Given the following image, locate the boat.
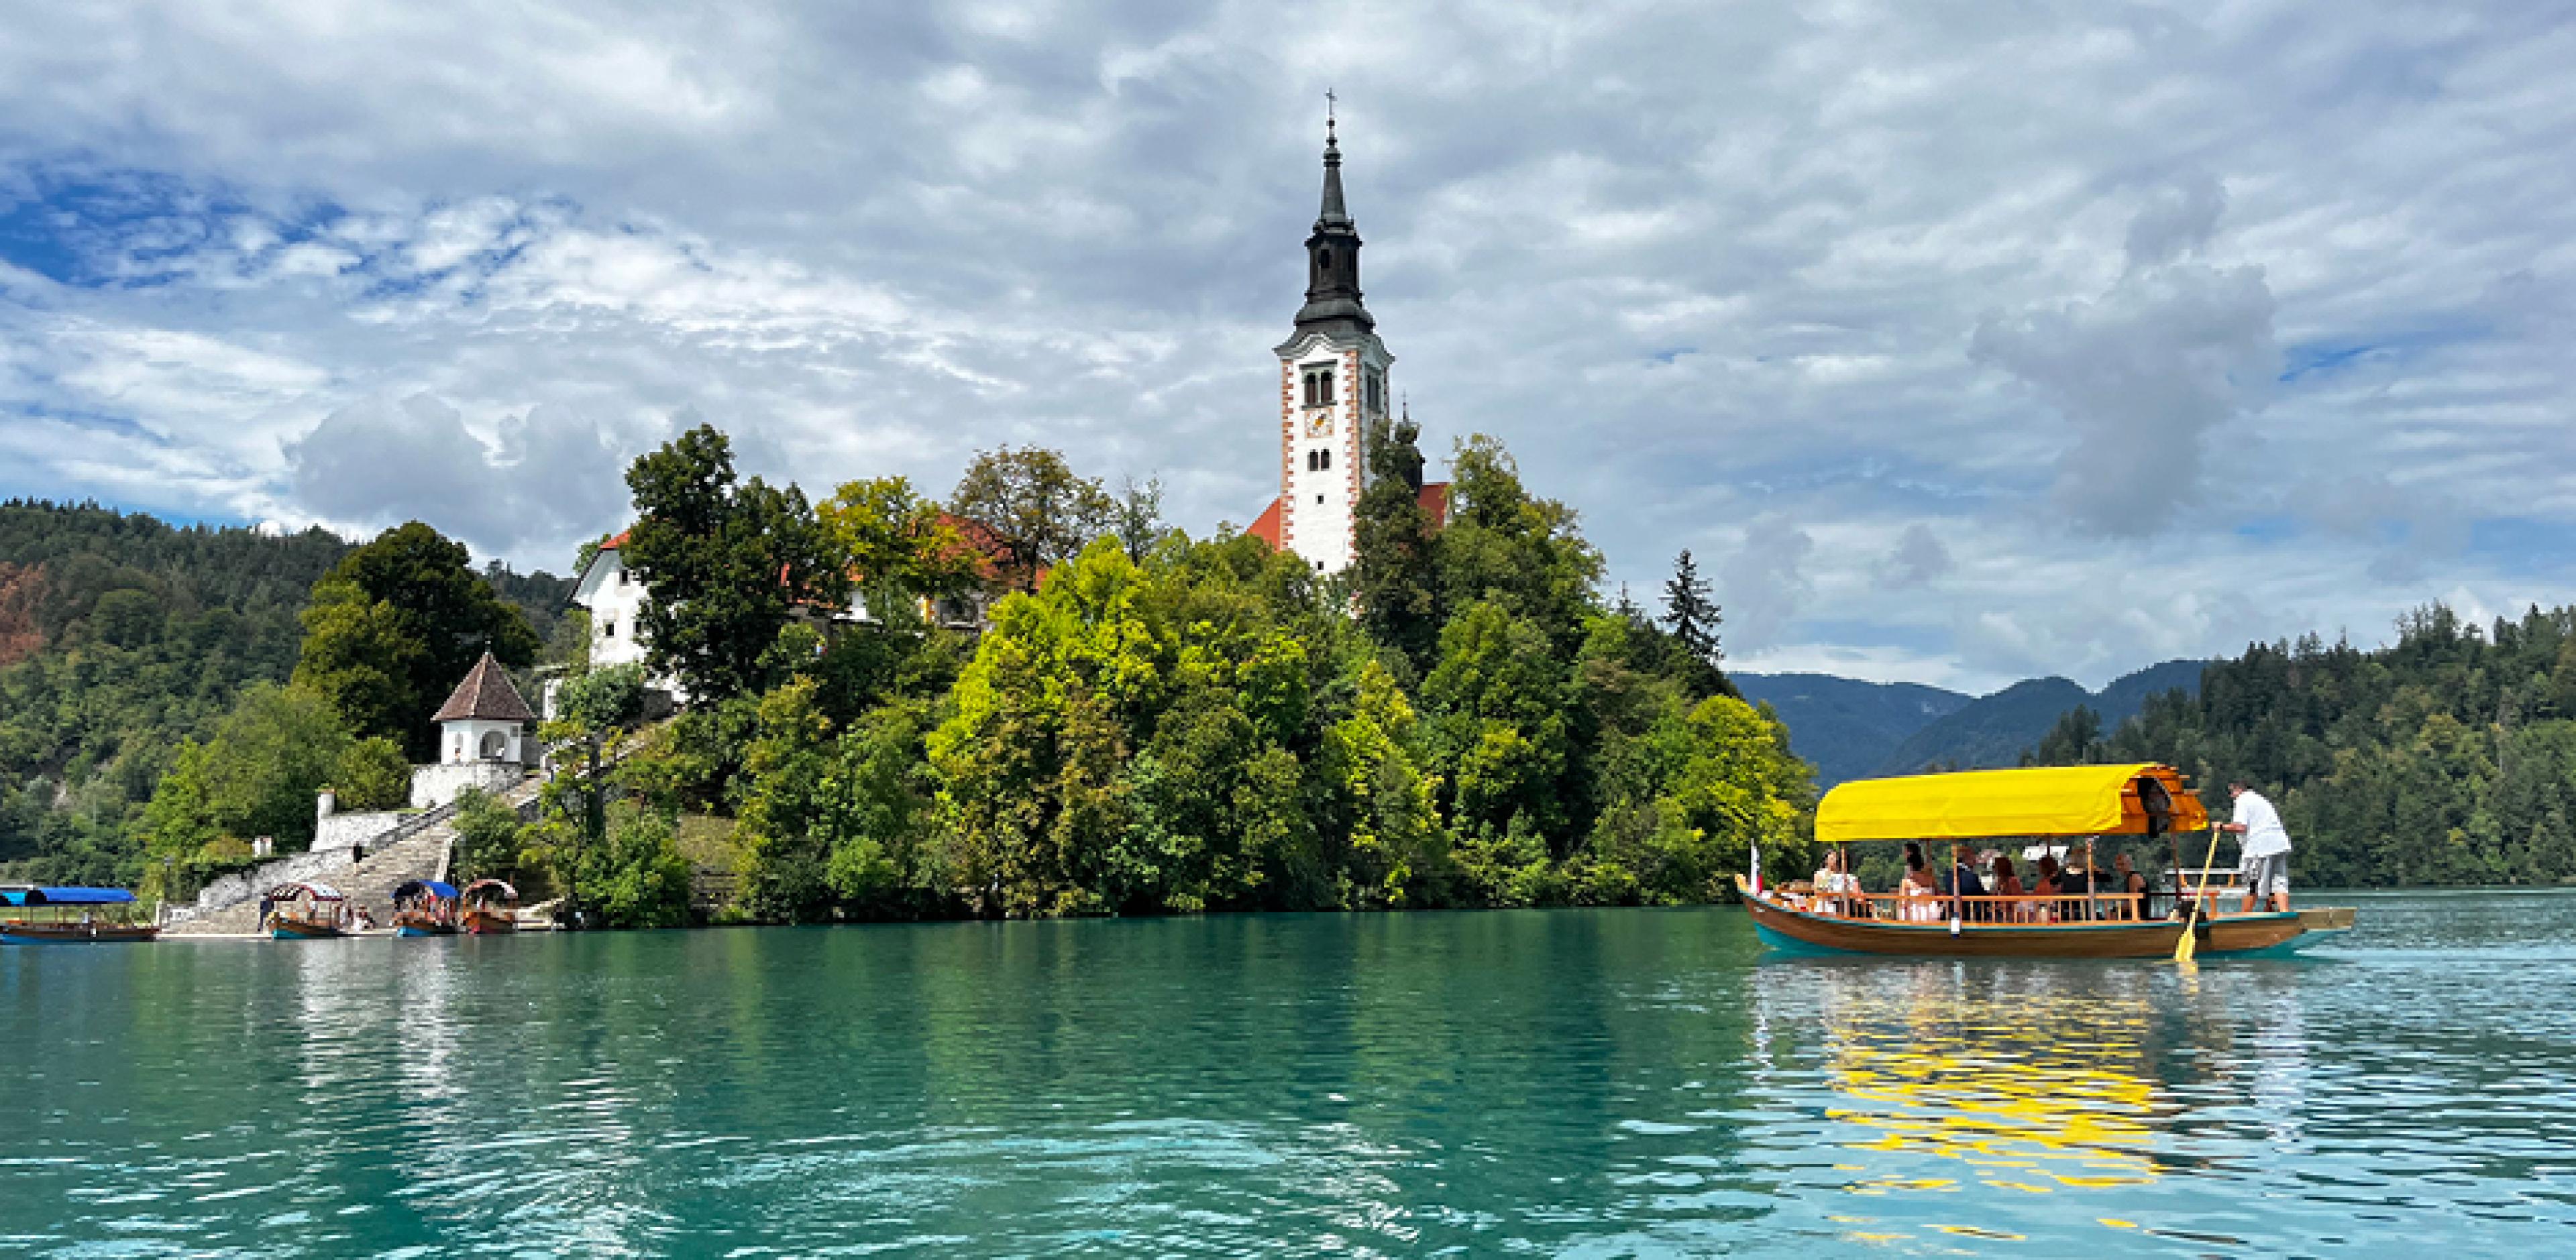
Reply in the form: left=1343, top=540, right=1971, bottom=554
left=460, top=879, right=519, bottom=935
left=266, top=881, right=353, bottom=939
left=0, top=886, right=161, bottom=943
left=1740, top=763, right=2357, bottom=959
left=392, top=879, right=462, bottom=936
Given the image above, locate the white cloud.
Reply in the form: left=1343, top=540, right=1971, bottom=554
left=0, top=0, right=2569, bottom=683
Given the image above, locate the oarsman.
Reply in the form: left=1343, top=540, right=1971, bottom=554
left=2220, top=779, right=2293, bottom=913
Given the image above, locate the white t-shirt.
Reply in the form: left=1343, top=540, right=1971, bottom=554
left=2233, top=790, right=2292, bottom=858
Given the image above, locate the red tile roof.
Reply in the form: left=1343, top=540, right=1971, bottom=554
left=1246, top=496, right=1285, bottom=551
left=432, top=650, right=537, bottom=724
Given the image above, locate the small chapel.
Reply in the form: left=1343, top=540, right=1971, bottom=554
left=1245, top=112, right=1449, bottom=573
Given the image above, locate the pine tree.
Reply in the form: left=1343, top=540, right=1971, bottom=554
left=1660, top=549, right=1728, bottom=696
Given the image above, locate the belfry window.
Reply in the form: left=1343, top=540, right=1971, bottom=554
left=1305, top=449, right=1332, bottom=473
left=1364, top=370, right=1384, bottom=416
left=1302, top=365, right=1335, bottom=408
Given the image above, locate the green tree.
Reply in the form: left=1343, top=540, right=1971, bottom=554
left=623, top=424, right=837, bottom=702
left=449, top=786, right=525, bottom=884
left=947, top=445, right=1116, bottom=592
left=1659, top=548, right=1731, bottom=697
left=293, top=522, right=539, bottom=760
left=332, top=737, right=413, bottom=811
left=1352, top=415, right=1442, bottom=671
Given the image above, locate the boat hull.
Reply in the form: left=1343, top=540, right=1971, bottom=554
left=1741, top=883, right=2345, bottom=959
left=270, top=919, right=347, bottom=940
left=393, top=912, right=456, bottom=937
left=462, top=909, right=517, bottom=935
left=0, top=923, right=161, bottom=943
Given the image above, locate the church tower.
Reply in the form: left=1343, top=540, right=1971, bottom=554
left=1268, top=110, right=1392, bottom=577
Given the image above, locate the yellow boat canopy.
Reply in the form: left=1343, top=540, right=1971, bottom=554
left=1817, top=763, right=2210, bottom=844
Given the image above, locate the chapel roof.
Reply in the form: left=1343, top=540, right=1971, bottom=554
left=433, top=650, right=537, bottom=724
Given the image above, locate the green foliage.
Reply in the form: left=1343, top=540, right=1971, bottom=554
left=947, top=445, right=1116, bottom=592
left=333, top=737, right=413, bottom=811
left=1352, top=415, right=1442, bottom=672
left=557, top=662, right=649, bottom=732
left=128, top=683, right=355, bottom=898
left=293, top=521, right=541, bottom=760
left=449, top=786, right=525, bottom=884
left=624, top=424, right=837, bottom=703
left=1658, top=549, right=1733, bottom=699
left=2034, top=604, right=2576, bottom=886
left=584, top=803, right=696, bottom=929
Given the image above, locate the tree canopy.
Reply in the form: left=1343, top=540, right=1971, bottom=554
left=292, top=521, right=540, bottom=760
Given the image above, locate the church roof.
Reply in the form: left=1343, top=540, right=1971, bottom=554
left=1246, top=497, right=1285, bottom=551
left=433, top=651, right=537, bottom=724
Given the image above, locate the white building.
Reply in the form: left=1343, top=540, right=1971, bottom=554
left=1246, top=115, right=1447, bottom=569
left=433, top=650, right=537, bottom=764
left=559, top=520, right=1011, bottom=716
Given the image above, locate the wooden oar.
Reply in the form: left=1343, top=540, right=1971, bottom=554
left=2173, top=825, right=2224, bottom=963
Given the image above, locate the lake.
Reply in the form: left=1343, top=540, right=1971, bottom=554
left=5, top=891, right=2573, bottom=1256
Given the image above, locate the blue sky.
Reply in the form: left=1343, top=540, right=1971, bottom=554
left=2, top=1, right=2571, bottom=692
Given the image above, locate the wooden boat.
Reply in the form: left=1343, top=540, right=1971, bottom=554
left=1743, top=764, right=2355, bottom=959
left=0, top=886, right=161, bottom=943
left=460, top=878, right=519, bottom=935
left=266, top=881, right=352, bottom=939
left=392, top=879, right=461, bottom=936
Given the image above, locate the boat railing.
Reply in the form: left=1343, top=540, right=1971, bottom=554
left=1774, top=889, right=2156, bottom=924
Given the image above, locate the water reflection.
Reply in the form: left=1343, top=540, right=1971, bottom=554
left=1747, top=959, right=2237, bottom=1248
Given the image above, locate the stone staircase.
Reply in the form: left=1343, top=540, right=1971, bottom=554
left=166, top=774, right=548, bottom=936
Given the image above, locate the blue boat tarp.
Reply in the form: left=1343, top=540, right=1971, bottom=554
left=395, top=880, right=460, bottom=901
left=1, top=886, right=140, bottom=905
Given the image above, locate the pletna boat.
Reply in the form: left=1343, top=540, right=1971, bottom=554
left=460, top=879, right=519, bottom=935
left=0, top=886, right=161, bottom=943
left=392, top=879, right=461, bottom=936
left=266, top=881, right=352, bottom=939
left=1740, top=763, right=2356, bottom=959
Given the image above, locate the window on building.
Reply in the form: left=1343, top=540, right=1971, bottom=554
left=1365, top=370, right=1383, bottom=416
left=1319, top=448, right=1332, bottom=470
left=602, top=618, right=616, bottom=639
left=1302, top=365, right=1335, bottom=408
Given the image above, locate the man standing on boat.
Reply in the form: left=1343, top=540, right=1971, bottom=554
left=2221, top=780, right=2293, bottom=913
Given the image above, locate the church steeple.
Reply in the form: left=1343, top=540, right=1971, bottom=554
left=1294, top=109, right=1373, bottom=338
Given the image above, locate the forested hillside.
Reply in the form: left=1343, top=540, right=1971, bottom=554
left=1878, top=658, right=2208, bottom=778
left=0, top=500, right=570, bottom=884
left=2031, top=606, right=2576, bottom=887
left=1730, top=673, right=1970, bottom=785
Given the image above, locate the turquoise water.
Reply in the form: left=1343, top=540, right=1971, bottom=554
left=5, top=892, right=2574, bottom=1256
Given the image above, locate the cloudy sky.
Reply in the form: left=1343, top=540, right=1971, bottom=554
left=2, top=1, right=2570, bottom=693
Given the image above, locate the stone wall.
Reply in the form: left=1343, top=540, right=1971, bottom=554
left=192, top=845, right=358, bottom=913
left=314, top=809, right=408, bottom=854
left=410, top=760, right=524, bottom=810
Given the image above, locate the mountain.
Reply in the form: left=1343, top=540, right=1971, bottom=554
left=1873, top=659, right=2209, bottom=779
left=1732, top=673, right=1973, bottom=787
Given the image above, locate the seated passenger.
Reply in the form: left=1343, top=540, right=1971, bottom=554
left=1990, top=854, right=2027, bottom=921
left=1812, top=850, right=1860, bottom=916
left=1898, top=841, right=1939, bottom=921
left=1947, top=844, right=1989, bottom=920
left=2031, top=854, right=2065, bottom=921
left=2112, top=852, right=2151, bottom=919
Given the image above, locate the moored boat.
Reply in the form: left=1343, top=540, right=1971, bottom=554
left=392, top=879, right=461, bottom=936
left=1742, top=763, right=2355, bottom=959
left=1, top=886, right=161, bottom=943
left=460, top=878, right=519, bottom=935
left=266, top=881, right=352, bottom=939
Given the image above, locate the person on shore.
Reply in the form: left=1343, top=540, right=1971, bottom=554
left=2221, top=779, right=2294, bottom=913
